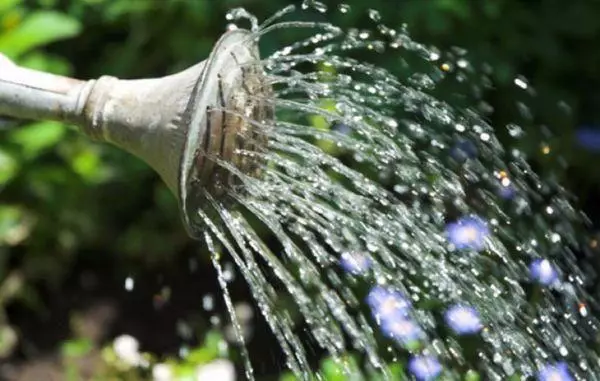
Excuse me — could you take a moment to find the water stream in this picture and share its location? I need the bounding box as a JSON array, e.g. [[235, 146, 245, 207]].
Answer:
[[193, 3, 599, 380]]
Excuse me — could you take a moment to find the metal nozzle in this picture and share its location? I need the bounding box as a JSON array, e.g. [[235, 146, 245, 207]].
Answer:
[[0, 29, 273, 235]]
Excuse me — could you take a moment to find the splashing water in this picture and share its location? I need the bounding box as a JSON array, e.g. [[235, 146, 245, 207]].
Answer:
[[193, 3, 600, 380]]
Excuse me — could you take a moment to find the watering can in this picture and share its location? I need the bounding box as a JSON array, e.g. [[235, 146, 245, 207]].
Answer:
[[0, 29, 272, 236]]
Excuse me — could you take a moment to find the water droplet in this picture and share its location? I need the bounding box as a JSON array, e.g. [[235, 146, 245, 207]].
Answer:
[[514, 76, 528, 90], [368, 9, 381, 21], [302, 0, 327, 13], [457, 59, 469, 68], [223, 262, 236, 282], [195, 6, 600, 379], [124, 276, 134, 291], [314, 1, 327, 13], [225, 7, 259, 31], [203, 294, 215, 311], [542, 144, 551, 155], [338, 4, 350, 13], [506, 123, 524, 138]]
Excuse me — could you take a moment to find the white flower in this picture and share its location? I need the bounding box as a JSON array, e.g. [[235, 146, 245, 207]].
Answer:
[[152, 363, 173, 381], [196, 359, 236, 381], [113, 335, 143, 367]]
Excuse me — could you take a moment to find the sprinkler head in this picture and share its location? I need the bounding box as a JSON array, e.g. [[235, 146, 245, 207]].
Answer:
[[0, 29, 273, 236], [179, 29, 273, 235]]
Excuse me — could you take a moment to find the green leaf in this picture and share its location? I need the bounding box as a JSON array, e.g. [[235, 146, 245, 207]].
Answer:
[[71, 148, 101, 182], [10, 121, 66, 159], [203, 331, 224, 358], [36, 0, 58, 8], [320, 358, 346, 381], [464, 370, 481, 381], [0, 205, 29, 245], [280, 372, 300, 381], [0, 11, 81, 59], [173, 363, 197, 379], [0, 325, 18, 358], [0, 148, 18, 185], [387, 363, 406, 380], [185, 347, 214, 366], [0, 0, 22, 15], [19, 51, 72, 75], [61, 338, 93, 358], [436, 0, 471, 19]]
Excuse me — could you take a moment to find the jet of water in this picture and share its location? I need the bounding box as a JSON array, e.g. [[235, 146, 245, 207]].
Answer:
[[195, 4, 600, 380]]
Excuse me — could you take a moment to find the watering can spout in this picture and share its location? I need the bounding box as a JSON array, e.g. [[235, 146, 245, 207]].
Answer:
[[0, 29, 273, 235], [76, 62, 208, 196]]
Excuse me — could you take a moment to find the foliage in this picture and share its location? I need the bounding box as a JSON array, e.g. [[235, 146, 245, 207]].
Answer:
[[1, 0, 600, 379]]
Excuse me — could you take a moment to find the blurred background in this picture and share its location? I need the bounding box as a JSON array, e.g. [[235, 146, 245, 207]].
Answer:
[[1, 0, 600, 379]]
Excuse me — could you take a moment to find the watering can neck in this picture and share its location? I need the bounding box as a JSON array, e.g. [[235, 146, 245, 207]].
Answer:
[[0, 28, 269, 236], [81, 62, 208, 195], [0, 57, 208, 195]]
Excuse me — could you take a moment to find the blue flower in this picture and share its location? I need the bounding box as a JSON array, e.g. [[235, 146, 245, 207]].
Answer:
[[331, 121, 352, 135], [367, 286, 411, 321], [446, 216, 490, 251], [497, 179, 516, 200], [498, 185, 516, 199], [529, 259, 559, 286], [444, 304, 483, 335], [575, 126, 600, 152], [380, 317, 424, 344], [408, 355, 442, 381], [339, 251, 371, 275], [537, 362, 573, 381], [450, 140, 478, 162]]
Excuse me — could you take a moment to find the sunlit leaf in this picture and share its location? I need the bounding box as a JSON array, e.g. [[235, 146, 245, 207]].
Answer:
[[0, 325, 17, 358], [173, 363, 197, 379], [0, 0, 22, 16], [464, 370, 481, 381], [0, 148, 18, 185], [202, 330, 223, 358], [320, 358, 346, 381], [62, 338, 93, 358], [186, 348, 214, 366], [71, 148, 101, 182], [0, 11, 81, 58], [0, 205, 31, 245], [280, 373, 300, 381], [10, 121, 66, 159], [19, 51, 72, 74], [0, 271, 24, 303]]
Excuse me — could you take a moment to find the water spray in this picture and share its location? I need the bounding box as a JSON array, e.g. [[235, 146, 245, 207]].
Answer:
[[0, 29, 272, 237], [3, 6, 600, 379]]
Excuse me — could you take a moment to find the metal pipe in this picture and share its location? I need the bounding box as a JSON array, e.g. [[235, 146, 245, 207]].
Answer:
[[0, 54, 92, 125]]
